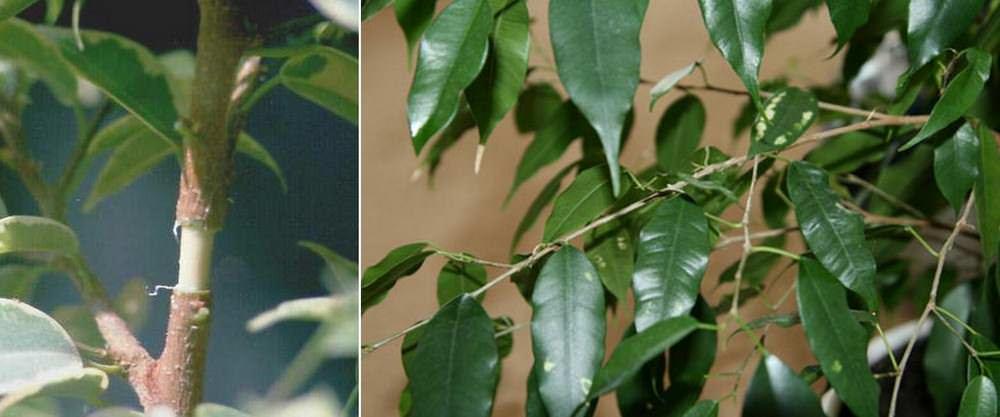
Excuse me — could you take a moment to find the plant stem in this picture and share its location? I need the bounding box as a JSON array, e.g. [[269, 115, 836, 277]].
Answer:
[[729, 156, 760, 319], [176, 226, 217, 292]]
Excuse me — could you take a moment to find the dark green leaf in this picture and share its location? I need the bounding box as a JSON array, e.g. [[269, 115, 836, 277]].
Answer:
[[743, 354, 825, 417], [659, 297, 718, 414], [906, 0, 985, 70], [0, 216, 79, 256], [41, 27, 180, 143], [588, 316, 700, 399], [280, 46, 359, 123], [584, 218, 634, 301], [977, 124, 1000, 264], [0, 0, 36, 21], [511, 164, 577, 252], [493, 315, 515, 359], [649, 63, 697, 111], [531, 246, 606, 417], [0, 265, 48, 301], [868, 145, 937, 216], [902, 49, 992, 150], [788, 161, 877, 309], [797, 258, 878, 417], [361, 0, 393, 21], [549, 0, 642, 195], [236, 133, 287, 192], [526, 367, 550, 417], [681, 401, 719, 417], [0, 19, 77, 105], [924, 284, 972, 417], [507, 102, 582, 203], [542, 165, 622, 242], [84, 128, 176, 211], [767, 0, 822, 35], [957, 376, 998, 417], [465, 0, 530, 141], [410, 295, 499, 417], [515, 83, 563, 134], [614, 325, 665, 417], [825, 0, 870, 48], [804, 132, 885, 174], [436, 259, 486, 305], [655, 95, 705, 173], [361, 242, 435, 312], [748, 87, 818, 156], [935, 122, 980, 212], [761, 173, 789, 228], [633, 198, 710, 331], [395, 0, 436, 62], [406, 0, 492, 153], [696, 0, 771, 105]]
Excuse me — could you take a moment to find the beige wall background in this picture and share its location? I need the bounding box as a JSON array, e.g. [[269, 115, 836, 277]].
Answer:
[[362, 4, 863, 416]]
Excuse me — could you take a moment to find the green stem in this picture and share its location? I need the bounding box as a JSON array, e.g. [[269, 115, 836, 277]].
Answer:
[[239, 75, 283, 114], [749, 245, 801, 261]]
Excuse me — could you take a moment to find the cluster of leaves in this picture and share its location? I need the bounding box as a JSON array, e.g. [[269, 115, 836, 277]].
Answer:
[[0, 0, 359, 415], [362, 0, 1000, 416]]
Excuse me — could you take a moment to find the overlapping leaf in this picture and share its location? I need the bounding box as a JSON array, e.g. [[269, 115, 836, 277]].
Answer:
[[436, 259, 486, 304], [395, 0, 436, 62], [584, 219, 634, 301], [361, 242, 434, 311], [976, 124, 1000, 264], [542, 165, 622, 242], [0, 216, 78, 257], [957, 376, 998, 417], [655, 95, 705, 172], [924, 284, 972, 415], [907, 0, 985, 70], [0, 19, 77, 105], [281, 46, 359, 123], [902, 49, 991, 150], [825, 0, 870, 48], [507, 102, 583, 203], [466, 0, 530, 141], [935, 122, 980, 212], [748, 87, 817, 156], [696, 0, 772, 105], [743, 354, 826, 417], [649, 63, 697, 111], [0, 0, 35, 21]]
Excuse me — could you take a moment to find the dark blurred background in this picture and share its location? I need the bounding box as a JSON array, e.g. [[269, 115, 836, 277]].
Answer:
[[3, 1, 358, 414]]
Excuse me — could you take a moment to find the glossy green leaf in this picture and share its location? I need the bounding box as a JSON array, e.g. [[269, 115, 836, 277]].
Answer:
[[0, 19, 77, 105], [281, 46, 359, 123], [655, 95, 705, 173], [511, 164, 576, 252], [902, 49, 991, 150], [361, 242, 434, 312], [0, 367, 107, 413], [660, 296, 717, 411], [40, 27, 180, 142], [977, 124, 1000, 264], [935, 122, 980, 212], [868, 145, 937, 216], [549, 0, 642, 195], [237, 133, 288, 192], [788, 161, 877, 309], [0, 0, 35, 21], [84, 127, 176, 211], [515, 83, 563, 134], [465, 0, 530, 141], [195, 404, 252, 417], [588, 316, 700, 399], [406, 0, 492, 153], [682, 401, 720, 417], [419, 101, 476, 182], [395, 0, 436, 63], [0, 298, 83, 394], [436, 259, 486, 305], [906, 0, 985, 70], [0, 216, 79, 256], [633, 198, 710, 331], [410, 295, 499, 417], [924, 284, 972, 416], [649, 62, 697, 111], [696, 0, 772, 105], [957, 376, 998, 417], [614, 325, 665, 416], [584, 218, 634, 301], [531, 246, 606, 417], [767, 0, 822, 35], [526, 367, 550, 417], [748, 87, 818, 156], [542, 165, 622, 242], [507, 102, 582, 203], [362, 0, 393, 20], [743, 354, 825, 417], [825, 0, 870, 48], [796, 257, 878, 417]]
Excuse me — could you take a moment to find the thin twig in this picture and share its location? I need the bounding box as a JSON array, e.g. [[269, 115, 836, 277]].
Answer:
[[729, 156, 760, 319]]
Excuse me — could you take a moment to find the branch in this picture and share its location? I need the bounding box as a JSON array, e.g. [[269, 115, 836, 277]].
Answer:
[[729, 155, 760, 318]]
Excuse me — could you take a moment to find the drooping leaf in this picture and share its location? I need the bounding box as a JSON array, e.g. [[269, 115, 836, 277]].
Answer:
[[868, 145, 938, 217], [924, 284, 972, 416], [515, 83, 563, 134], [247, 296, 348, 332], [0, 216, 79, 257], [395, 0, 436, 63], [542, 165, 622, 242], [40, 27, 180, 143], [361, 0, 393, 21], [901, 49, 991, 150], [436, 258, 486, 305], [681, 401, 720, 417], [194, 404, 252, 417], [236, 132, 288, 192], [299, 241, 359, 290], [526, 367, 550, 417], [507, 102, 583, 203], [531, 246, 606, 417], [361, 242, 435, 312], [906, 0, 985, 71], [767, 0, 822, 35], [825, 0, 870, 48], [742, 354, 826, 417], [0, 299, 84, 394], [633, 198, 710, 331], [655, 95, 705, 173], [614, 325, 666, 416], [796, 258, 878, 417], [0, 0, 36, 21], [84, 128, 176, 211], [649, 63, 697, 111], [748, 87, 818, 156], [976, 124, 1000, 264], [549, 0, 642, 195], [584, 218, 634, 301], [410, 295, 499, 417], [406, 0, 492, 153], [788, 161, 877, 309], [805, 131, 885, 174], [660, 296, 718, 413], [511, 164, 577, 252], [935, 122, 980, 212], [0, 367, 107, 413], [0, 19, 77, 105], [465, 0, 530, 141], [587, 316, 700, 399], [280, 46, 359, 123], [696, 0, 772, 105], [957, 376, 998, 417]]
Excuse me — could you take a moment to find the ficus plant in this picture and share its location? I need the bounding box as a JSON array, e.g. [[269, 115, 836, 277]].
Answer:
[[0, 0, 358, 416], [361, 0, 1000, 416]]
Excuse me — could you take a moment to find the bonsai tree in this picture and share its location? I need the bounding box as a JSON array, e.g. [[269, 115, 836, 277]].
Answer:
[[361, 0, 1000, 416], [0, 0, 358, 416]]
